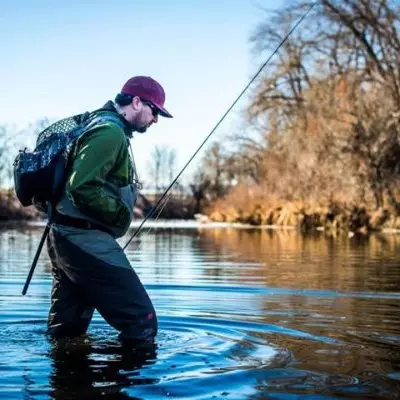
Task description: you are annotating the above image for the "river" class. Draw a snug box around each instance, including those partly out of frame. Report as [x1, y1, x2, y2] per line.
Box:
[0, 222, 399, 399]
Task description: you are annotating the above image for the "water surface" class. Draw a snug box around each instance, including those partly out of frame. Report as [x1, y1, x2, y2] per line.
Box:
[1, 222, 400, 399]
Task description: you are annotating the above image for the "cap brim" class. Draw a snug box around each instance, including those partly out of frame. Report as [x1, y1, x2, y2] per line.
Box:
[154, 104, 173, 118]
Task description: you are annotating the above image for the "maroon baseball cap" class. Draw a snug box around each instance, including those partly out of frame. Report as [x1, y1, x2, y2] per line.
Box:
[121, 76, 173, 118]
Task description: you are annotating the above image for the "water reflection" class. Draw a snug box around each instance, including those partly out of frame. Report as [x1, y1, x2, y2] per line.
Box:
[49, 336, 157, 399]
[196, 227, 400, 292]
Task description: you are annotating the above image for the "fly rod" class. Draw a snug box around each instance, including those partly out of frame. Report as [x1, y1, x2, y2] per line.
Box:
[122, 1, 318, 250]
[21, 1, 318, 294]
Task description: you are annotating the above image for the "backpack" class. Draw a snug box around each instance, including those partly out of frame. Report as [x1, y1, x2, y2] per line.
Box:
[13, 110, 124, 212]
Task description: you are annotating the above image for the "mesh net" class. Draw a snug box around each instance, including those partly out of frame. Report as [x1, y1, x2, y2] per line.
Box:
[36, 114, 88, 148]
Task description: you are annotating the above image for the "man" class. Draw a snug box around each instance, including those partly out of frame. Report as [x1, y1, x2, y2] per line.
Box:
[47, 76, 172, 343]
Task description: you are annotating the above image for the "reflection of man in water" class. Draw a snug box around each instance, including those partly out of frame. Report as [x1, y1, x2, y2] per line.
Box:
[49, 337, 157, 398]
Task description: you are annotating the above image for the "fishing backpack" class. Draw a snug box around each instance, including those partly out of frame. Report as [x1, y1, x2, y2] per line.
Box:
[13, 110, 124, 211]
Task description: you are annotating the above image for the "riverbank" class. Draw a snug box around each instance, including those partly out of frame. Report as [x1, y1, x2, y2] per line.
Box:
[203, 201, 400, 235]
[0, 190, 40, 221]
[3, 189, 400, 235]
[0, 189, 194, 222]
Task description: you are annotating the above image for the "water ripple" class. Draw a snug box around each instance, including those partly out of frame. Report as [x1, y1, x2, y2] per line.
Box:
[1, 227, 400, 399]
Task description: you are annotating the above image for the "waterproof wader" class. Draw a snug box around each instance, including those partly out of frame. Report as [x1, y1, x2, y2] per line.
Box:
[47, 224, 157, 341]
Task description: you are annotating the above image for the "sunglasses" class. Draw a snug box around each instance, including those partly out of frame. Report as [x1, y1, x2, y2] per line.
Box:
[141, 99, 159, 117]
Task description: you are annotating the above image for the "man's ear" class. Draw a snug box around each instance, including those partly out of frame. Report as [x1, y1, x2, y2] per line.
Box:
[132, 96, 142, 111]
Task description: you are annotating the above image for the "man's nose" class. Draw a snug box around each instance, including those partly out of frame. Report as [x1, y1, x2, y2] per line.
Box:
[153, 114, 158, 123]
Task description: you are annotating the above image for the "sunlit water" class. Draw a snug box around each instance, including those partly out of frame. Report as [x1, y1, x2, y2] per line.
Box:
[1, 222, 400, 399]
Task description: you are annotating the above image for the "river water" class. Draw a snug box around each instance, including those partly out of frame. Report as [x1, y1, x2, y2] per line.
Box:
[0, 222, 399, 399]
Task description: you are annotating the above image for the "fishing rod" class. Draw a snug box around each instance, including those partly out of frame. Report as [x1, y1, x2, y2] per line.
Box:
[21, 1, 317, 295]
[122, 1, 318, 250]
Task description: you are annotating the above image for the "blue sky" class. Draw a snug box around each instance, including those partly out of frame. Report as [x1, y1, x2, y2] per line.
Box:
[1, 0, 283, 184]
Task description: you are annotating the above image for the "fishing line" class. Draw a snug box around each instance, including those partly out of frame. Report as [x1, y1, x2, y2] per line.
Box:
[139, 191, 171, 238]
[124, 194, 171, 252]
[123, 1, 318, 250]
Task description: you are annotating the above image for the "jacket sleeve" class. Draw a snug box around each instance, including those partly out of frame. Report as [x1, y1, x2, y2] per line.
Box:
[65, 123, 131, 229]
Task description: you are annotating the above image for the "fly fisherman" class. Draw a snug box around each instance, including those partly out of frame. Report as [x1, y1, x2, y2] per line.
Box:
[47, 76, 173, 343]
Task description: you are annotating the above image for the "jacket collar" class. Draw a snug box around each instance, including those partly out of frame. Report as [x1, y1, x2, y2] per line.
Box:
[99, 101, 134, 138]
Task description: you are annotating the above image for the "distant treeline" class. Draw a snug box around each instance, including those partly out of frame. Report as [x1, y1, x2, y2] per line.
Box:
[191, 0, 400, 232]
[1, 0, 400, 232]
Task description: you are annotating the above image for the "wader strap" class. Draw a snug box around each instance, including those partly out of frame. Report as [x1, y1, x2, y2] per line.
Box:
[129, 141, 142, 191]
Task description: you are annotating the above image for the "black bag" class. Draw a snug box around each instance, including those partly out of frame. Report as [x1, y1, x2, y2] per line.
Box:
[13, 111, 124, 210]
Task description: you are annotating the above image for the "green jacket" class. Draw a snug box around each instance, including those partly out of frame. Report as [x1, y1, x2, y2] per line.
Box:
[65, 104, 135, 232]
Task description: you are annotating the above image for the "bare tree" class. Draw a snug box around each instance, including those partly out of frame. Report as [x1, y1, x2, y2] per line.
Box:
[166, 148, 177, 183]
[0, 126, 8, 187]
[147, 145, 163, 191]
[184, 0, 400, 221]
[147, 145, 178, 190]
[318, 0, 400, 106]
[191, 0, 400, 218]
[245, 0, 400, 207]
[249, 0, 400, 119]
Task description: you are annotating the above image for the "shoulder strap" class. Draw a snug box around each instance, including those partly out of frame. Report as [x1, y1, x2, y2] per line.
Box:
[85, 113, 126, 132]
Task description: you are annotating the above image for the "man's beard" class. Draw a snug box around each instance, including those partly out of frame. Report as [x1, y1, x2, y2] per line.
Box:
[135, 124, 148, 133]
[130, 116, 149, 133]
